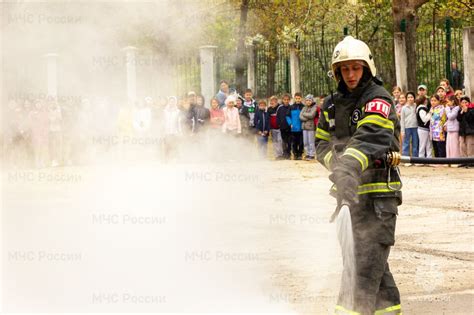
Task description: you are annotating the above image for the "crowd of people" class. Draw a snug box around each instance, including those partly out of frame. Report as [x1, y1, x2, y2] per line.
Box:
[394, 78, 474, 167]
[213, 80, 324, 160]
[2, 80, 325, 168]
[3, 77, 473, 169]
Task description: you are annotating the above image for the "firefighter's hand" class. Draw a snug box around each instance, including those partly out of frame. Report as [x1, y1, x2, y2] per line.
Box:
[330, 166, 360, 206]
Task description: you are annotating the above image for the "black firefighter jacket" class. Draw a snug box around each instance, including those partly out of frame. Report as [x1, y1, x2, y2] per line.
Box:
[315, 79, 402, 203]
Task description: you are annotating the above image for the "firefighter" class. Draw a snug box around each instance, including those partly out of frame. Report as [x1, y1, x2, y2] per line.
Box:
[316, 36, 402, 314]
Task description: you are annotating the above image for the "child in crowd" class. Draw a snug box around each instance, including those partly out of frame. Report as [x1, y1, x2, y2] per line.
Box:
[400, 91, 419, 158]
[417, 84, 428, 100]
[299, 94, 317, 160]
[392, 86, 402, 106]
[439, 78, 454, 98]
[61, 100, 76, 166]
[243, 89, 257, 126]
[235, 96, 243, 111]
[277, 93, 292, 159]
[286, 92, 304, 160]
[48, 98, 62, 167]
[435, 85, 447, 104]
[267, 95, 283, 159]
[314, 96, 323, 127]
[429, 94, 447, 157]
[209, 97, 224, 131]
[314, 96, 324, 149]
[189, 94, 210, 134]
[180, 93, 195, 134]
[396, 93, 406, 147]
[236, 89, 257, 139]
[454, 90, 463, 102]
[29, 100, 50, 168]
[457, 96, 474, 163]
[254, 100, 270, 157]
[163, 96, 182, 160]
[395, 92, 406, 118]
[215, 80, 230, 108]
[222, 95, 241, 135]
[416, 95, 432, 158]
[236, 96, 250, 139]
[445, 95, 460, 158]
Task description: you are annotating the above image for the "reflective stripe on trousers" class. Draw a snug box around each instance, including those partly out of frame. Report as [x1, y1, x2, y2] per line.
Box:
[374, 304, 402, 315]
[335, 305, 361, 315]
[335, 304, 402, 315]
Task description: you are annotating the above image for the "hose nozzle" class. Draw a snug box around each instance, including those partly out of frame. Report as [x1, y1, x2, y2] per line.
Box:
[386, 151, 402, 166]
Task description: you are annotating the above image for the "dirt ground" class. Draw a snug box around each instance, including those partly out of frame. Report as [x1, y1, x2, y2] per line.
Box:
[1, 158, 473, 314]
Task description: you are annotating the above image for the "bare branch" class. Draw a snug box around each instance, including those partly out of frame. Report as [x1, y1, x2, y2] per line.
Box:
[458, 0, 473, 10]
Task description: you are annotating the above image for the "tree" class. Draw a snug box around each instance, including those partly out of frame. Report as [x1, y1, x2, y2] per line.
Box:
[235, 0, 249, 93]
[392, 0, 430, 92]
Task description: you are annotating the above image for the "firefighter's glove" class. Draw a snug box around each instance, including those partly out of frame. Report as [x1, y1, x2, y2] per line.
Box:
[330, 166, 360, 207]
[327, 145, 346, 180]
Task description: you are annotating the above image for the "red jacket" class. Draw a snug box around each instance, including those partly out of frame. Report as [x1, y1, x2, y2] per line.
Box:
[313, 106, 321, 129]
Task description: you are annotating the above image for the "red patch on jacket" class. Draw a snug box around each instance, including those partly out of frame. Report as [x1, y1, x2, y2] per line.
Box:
[365, 98, 391, 118]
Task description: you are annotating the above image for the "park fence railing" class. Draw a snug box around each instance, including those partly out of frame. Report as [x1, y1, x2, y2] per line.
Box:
[173, 24, 465, 99]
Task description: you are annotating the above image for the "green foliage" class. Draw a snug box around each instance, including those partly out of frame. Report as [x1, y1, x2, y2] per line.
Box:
[417, 0, 473, 33]
[118, 0, 472, 96]
[201, 14, 238, 52]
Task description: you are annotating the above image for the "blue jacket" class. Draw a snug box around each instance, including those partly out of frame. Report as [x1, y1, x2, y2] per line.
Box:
[286, 103, 304, 132]
[254, 109, 270, 135]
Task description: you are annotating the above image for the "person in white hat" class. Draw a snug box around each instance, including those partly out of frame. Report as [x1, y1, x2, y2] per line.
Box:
[222, 95, 241, 135]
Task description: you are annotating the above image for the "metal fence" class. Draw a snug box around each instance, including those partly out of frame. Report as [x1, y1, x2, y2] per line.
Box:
[174, 55, 201, 97]
[173, 24, 464, 99]
[215, 50, 238, 94]
[416, 27, 464, 93]
[254, 44, 291, 98]
[298, 38, 338, 97]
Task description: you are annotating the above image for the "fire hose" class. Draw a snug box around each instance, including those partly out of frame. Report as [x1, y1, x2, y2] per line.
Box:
[385, 151, 474, 166]
[329, 152, 473, 223]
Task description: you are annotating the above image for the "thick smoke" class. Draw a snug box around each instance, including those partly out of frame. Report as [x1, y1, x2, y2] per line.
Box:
[1, 1, 340, 313]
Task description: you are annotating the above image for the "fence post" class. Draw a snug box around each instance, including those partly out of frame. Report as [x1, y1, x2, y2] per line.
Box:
[199, 45, 217, 108]
[289, 44, 301, 96]
[393, 32, 408, 93]
[246, 43, 256, 95]
[44, 53, 58, 99]
[343, 26, 349, 36]
[123, 46, 137, 105]
[445, 17, 452, 84]
[463, 27, 474, 100]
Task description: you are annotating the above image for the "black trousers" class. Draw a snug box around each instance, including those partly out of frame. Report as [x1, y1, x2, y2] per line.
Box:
[290, 131, 304, 158]
[280, 129, 292, 158]
[433, 140, 446, 157]
[337, 197, 401, 315]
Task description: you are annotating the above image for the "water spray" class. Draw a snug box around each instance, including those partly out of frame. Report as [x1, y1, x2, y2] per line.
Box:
[335, 199, 356, 310]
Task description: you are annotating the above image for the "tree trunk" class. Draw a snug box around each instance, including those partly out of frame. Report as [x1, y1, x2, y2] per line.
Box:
[266, 44, 277, 97]
[235, 0, 249, 93]
[392, 0, 429, 92]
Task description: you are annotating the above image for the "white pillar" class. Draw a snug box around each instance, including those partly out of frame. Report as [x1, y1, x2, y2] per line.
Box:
[289, 45, 301, 96]
[463, 27, 474, 100]
[199, 45, 217, 108]
[44, 53, 58, 98]
[394, 32, 408, 93]
[246, 43, 256, 94]
[123, 46, 138, 105]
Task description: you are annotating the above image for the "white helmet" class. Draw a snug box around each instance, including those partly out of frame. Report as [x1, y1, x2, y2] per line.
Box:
[331, 36, 376, 81]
